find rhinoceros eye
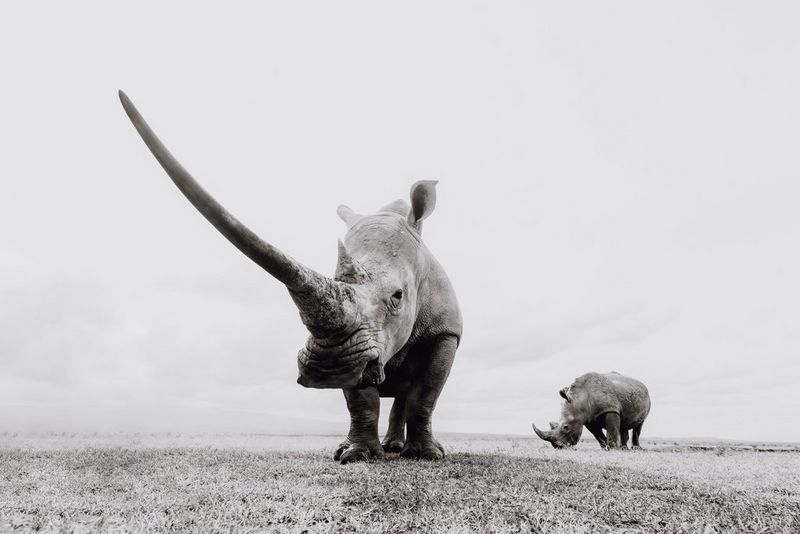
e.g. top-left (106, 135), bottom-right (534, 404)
top-left (390, 289), bottom-right (403, 307)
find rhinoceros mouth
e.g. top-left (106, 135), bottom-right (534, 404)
top-left (296, 327), bottom-right (383, 389)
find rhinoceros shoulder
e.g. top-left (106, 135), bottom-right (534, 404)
top-left (410, 247), bottom-right (462, 343)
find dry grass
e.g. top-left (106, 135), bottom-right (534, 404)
top-left (1, 433), bottom-right (798, 533)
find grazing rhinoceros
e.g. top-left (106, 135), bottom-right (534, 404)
top-left (119, 91), bottom-right (462, 463)
top-left (532, 372), bottom-right (650, 449)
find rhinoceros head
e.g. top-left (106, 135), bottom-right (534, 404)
top-left (305, 187), bottom-right (437, 388)
top-left (532, 386), bottom-right (585, 448)
top-left (119, 91), bottom-right (436, 390)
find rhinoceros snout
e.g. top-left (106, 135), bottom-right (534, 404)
top-left (357, 359), bottom-right (386, 387)
top-left (296, 368), bottom-right (363, 389)
top-left (297, 359), bottom-right (386, 389)
top-left (296, 355), bottom-right (376, 389)
top-left (296, 328), bottom-right (384, 389)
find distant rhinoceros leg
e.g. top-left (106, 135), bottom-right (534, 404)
top-left (334, 386), bottom-right (385, 464)
top-left (631, 423), bottom-right (643, 449)
top-left (400, 335), bottom-right (457, 460)
top-left (603, 412), bottom-right (622, 449)
top-left (381, 396), bottom-right (406, 453)
top-left (620, 429), bottom-right (630, 449)
top-left (585, 421), bottom-right (608, 449)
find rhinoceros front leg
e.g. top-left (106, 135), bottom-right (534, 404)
top-left (334, 386), bottom-right (385, 464)
top-left (603, 412), bottom-right (622, 449)
top-left (585, 421), bottom-right (608, 449)
top-left (381, 396), bottom-right (406, 453)
top-left (400, 335), bottom-right (457, 460)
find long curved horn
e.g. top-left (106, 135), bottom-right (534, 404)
top-left (532, 423), bottom-right (555, 442)
top-left (119, 91), bottom-right (355, 335)
top-left (119, 90), bottom-right (317, 290)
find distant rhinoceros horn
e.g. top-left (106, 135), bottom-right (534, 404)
top-left (532, 423), bottom-right (555, 442)
top-left (118, 91), bottom-right (357, 338)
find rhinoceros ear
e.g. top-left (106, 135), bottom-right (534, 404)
top-left (559, 387), bottom-right (573, 402)
top-left (337, 205), bottom-right (362, 227)
top-left (549, 421), bottom-right (558, 430)
top-left (407, 180), bottom-right (438, 232)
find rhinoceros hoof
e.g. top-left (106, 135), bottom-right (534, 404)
top-left (400, 438), bottom-right (445, 460)
top-left (334, 440), bottom-right (385, 464)
top-left (381, 438), bottom-right (405, 453)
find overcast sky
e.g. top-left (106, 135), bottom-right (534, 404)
top-left (2, 2), bottom-right (799, 442)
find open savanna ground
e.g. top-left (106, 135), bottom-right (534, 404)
top-left (1, 433), bottom-right (798, 533)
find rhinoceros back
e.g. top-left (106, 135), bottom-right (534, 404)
top-left (571, 372), bottom-right (650, 429)
top-left (604, 372), bottom-right (650, 429)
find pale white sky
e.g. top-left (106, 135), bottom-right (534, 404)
top-left (1, 2), bottom-right (799, 442)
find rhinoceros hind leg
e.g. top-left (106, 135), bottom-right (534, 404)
top-left (381, 396), bottom-right (406, 453)
top-left (336, 387), bottom-right (384, 463)
top-left (401, 437), bottom-right (445, 460)
top-left (382, 438), bottom-right (405, 453)
top-left (400, 335), bottom-right (457, 461)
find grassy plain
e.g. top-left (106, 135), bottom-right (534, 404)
top-left (1, 433), bottom-right (798, 533)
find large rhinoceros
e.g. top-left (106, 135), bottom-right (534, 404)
top-left (119, 92), bottom-right (462, 463)
top-left (532, 372), bottom-right (650, 449)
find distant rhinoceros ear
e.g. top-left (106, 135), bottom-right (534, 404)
top-left (559, 387), bottom-right (573, 402)
top-left (549, 421), bottom-right (558, 430)
top-left (407, 180), bottom-right (438, 232)
top-left (337, 205), bottom-right (362, 227)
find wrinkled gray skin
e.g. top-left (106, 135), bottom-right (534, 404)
top-left (532, 372), bottom-right (650, 449)
top-left (119, 91), bottom-right (462, 463)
